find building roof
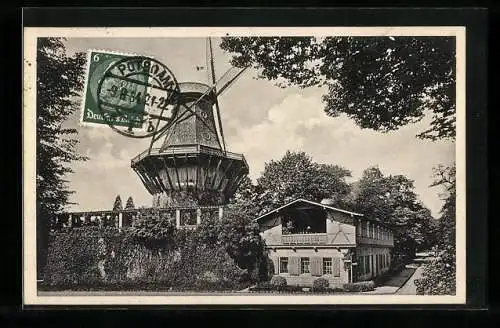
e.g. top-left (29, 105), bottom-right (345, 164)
top-left (253, 198), bottom-right (363, 222)
top-left (253, 198), bottom-right (392, 229)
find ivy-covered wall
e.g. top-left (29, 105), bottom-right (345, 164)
top-left (42, 226), bottom-right (252, 291)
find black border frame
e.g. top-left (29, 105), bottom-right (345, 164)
top-left (19, 7), bottom-right (487, 312)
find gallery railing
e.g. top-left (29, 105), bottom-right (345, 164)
top-left (130, 144), bottom-right (248, 168)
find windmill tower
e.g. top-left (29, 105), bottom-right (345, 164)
top-left (130, 38), bottom-right (249, 222)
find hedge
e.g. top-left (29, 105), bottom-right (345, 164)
top-left (42, 226), bottom-right (251, 291)
top-left (270, 275), bottom-right (287, 290)
top-left (342, 281), bottom-right (375, 292)
top-left (312, 277), bottom-right (329, 292)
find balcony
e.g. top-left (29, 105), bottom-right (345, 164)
top-left (263, 232), bottom-right (356, 247)
top-left (282, 233), bottom-right (328, 245)
top-left (131, 145), bottom-right (248, 169)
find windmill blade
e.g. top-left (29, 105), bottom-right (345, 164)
top-left (213, 97), bottom-right (225, 151)
top-left (215, 65), bottom-right (250, 97)
top-left (207, 37), bottom-right (227, 152)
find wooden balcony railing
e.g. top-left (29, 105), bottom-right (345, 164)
top-left (262, 232), bottom-right (357, 247)
top-left (281, 233), bottom-right (328, 245)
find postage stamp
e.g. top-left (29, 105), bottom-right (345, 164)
top-left (23, 26), bottom-right (470, 306)
top-left (81, 50), bottom-right (180, 138)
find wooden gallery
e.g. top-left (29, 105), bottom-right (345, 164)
top-left (255, 198), bottom-right (394, 287)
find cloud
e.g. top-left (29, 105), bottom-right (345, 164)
top-left (76, 142), bottom-right (131, 170)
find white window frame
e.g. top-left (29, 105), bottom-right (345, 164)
top-left (323, 257), bottom-right (333, 275)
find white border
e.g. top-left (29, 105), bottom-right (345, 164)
top-left (23, 26), bottom-right (467, 306)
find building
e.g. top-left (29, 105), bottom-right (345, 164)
top-left (255, 198), bottom-right (394, 287)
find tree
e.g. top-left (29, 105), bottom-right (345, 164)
top-left (36, 37), bottom-right (86, 278)
top-left (112, 195), bottom-right (123, 211)
top-left (197, 202), bottom-right (269, 282)
top-left (125, 196), bottom-right (135, 210)
top-left (430, 164), bottom-right (456, 246)
top-left (220, 36), bottom-right (455, 140)
top-left (252, 151), bottom-right (352, 215)
top-left (352, 166), bottom-right (437, 260)
top-left (415, 163), bottom-right (456, 295)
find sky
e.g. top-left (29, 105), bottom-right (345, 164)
top-left (61, 37), bottom-right (455, 218)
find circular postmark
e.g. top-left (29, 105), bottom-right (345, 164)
top-left (96, 56), bottom-right (180, 138)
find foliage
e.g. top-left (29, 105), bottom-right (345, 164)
top-left (220, 36), bottom-right (455, 140)
top-left (312, 277), bottom-right (330, 292)
top-left (125, 196), bottom-right (135, 209)
top-left (415, 244), bottom-right (456, 295)
top-left (43, 226), bottom-right (250, 291)
top-left (43, 203), bottom-right (270, 291)
top-left (248, 151), bottom-right (352, 215)
top-left (113, 195), bottom-right (123, 211)
top-left (129, 208), bottom-right (177, 251)
top-left (352, 166), bottom-right (437, 259)
top-left (414, 164), bottom-right (456, 295)
top-left (197, 203), bottom-right (269, 282)
top-left (270, 275), bottom-right (287, 290)
top-left (342, 281), bottom-right (375, 292)
top-left (36, 37), bottom-right (87, 277)
top-left (43, 227), bottom-right (133, 286)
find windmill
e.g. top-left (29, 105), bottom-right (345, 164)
top-left (130, 37), bottom-right (250, 212)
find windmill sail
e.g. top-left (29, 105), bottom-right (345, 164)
top-left (207, 37), bottom-right (227, 152)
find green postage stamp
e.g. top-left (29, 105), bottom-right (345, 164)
top-left (80, 49), bottom-right (180, 138)
top-left (80, 49), bottom-right (147, 130)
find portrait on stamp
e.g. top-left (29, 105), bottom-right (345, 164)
top-left (23, 27), bottom-right (465, 305)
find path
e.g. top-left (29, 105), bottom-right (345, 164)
top-left (396, 265), bottom-right (424, 295)
top-left (362, 263), bottom-right (427, 295)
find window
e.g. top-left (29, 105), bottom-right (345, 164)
top-left (323, 258), bottom-right (333, 275)
top-left (279, 257), bottom-right (289, 274)
top-left (358, 256), bottom-right (364, 276)
top-left (300, 257), bottom-right (310, 274)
